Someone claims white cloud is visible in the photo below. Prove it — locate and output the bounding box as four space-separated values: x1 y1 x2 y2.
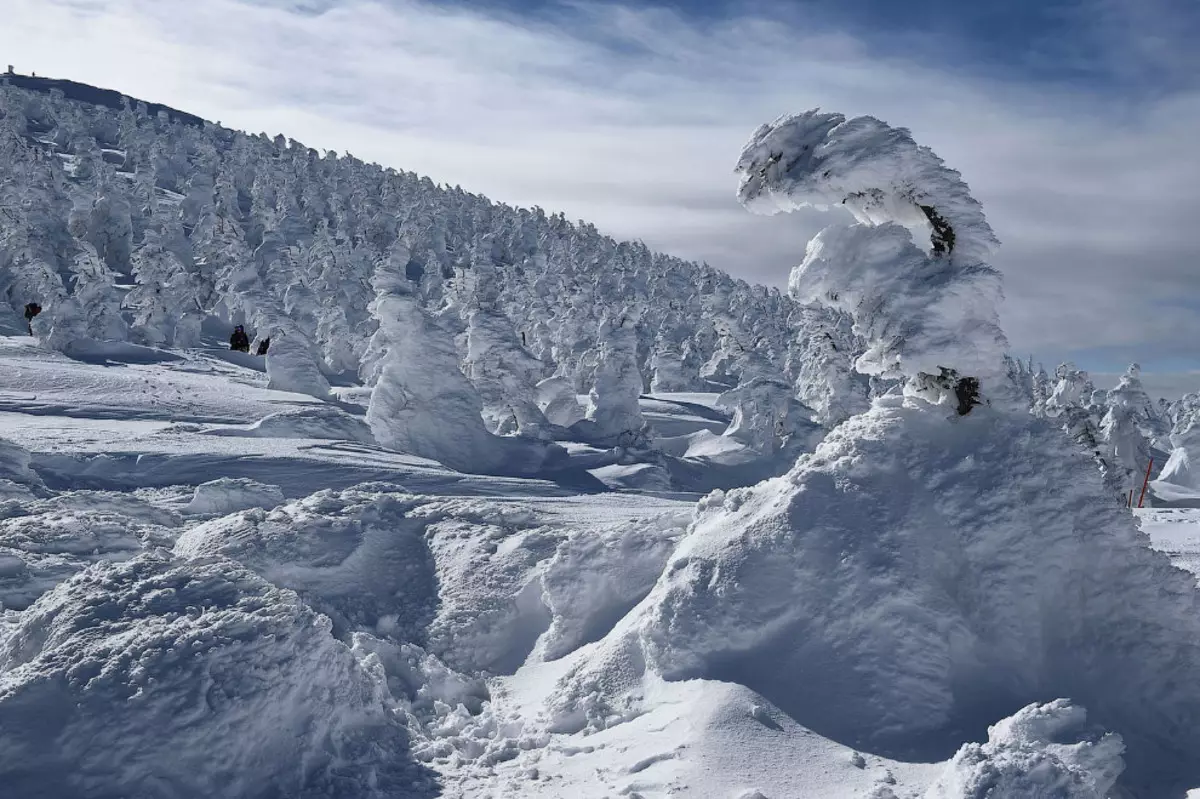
1 0 1198 373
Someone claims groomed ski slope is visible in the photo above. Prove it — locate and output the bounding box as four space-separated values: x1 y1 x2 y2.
1 332 1198 798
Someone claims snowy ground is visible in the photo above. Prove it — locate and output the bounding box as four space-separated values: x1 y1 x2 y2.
0 334 1196 797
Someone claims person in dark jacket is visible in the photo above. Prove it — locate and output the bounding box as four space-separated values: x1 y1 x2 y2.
23 302 41 334
230 325 250 352
255 337 271 356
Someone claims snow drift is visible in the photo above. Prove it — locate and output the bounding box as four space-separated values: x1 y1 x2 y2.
185 477 285 516
0 552 432 797
203 405 376 445
176 486 438 644
926 700 1124 799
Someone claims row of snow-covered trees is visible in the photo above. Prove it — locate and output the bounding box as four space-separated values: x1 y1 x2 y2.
3 77 1195 495
0 80 869 426
1005 358 1189 499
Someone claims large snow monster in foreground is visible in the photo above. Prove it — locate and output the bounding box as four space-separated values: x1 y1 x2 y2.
550 111 1200 797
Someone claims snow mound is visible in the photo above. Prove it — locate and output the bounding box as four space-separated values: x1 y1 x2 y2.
204 405 376 445
551 397 1200 794
425 499 689 675
175 486 437 643
926 701 1124 798
0 493 176 610
0 437 43 491
1158 447 1198 490
536 376 585 429
0 552 431 797
185 477 285 515
539 514 686 661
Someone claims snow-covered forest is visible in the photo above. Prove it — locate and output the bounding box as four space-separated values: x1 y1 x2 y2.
0 78 859 409
4 73 1200 798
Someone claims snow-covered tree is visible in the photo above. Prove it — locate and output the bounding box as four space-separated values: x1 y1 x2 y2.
0 79 871 408
462 241 550 437
125 229 202 346
364 256 564 476
582 309 649 448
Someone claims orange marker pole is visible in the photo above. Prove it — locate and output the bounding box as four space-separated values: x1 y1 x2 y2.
1137 458 1154 509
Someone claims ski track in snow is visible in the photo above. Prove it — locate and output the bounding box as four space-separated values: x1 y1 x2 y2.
1 332 1197 798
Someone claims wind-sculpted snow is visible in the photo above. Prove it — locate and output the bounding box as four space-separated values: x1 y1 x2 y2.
735 111 1006 387
0 552 433 797
735 110 998 263
0 491 176 609
203 404 376 445
176 486 439 644
926 701 1124 798
0 436 44 498
184 477 285 516
540 109 1200 797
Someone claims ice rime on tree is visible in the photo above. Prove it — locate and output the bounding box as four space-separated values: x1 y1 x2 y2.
546 110 1200 795
736 109 1006 407
364 250 566 477
0 81 866 429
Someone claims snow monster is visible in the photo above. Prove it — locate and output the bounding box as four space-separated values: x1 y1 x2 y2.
550 111 1200 797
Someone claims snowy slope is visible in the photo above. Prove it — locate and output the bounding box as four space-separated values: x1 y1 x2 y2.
3 81 1200 799
0 329 1148 798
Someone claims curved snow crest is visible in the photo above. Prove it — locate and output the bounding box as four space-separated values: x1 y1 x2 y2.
926 701 1124 799
0 551 433 797
203 405 376 445
735 110 998 263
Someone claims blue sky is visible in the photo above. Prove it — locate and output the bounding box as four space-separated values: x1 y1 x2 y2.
2 0 1199 396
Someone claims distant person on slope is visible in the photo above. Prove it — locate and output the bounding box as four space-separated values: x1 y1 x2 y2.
255 337 271 356
23 302 41 335
229 325 250 352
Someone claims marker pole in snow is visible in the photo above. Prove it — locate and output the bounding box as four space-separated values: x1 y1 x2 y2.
1128 489 1134 508
1138 457 1154 509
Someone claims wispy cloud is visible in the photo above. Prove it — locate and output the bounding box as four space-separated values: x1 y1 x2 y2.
1 0 1198 383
